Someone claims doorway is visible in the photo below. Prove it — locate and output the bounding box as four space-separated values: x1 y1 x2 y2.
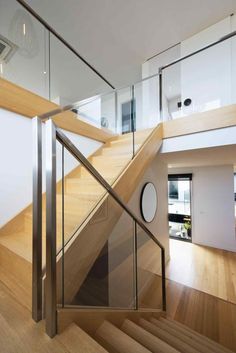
121 99 136 134
168 174 192 242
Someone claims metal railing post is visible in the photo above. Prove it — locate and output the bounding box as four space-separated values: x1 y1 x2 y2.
32 117 43 322
161 248 166 311
159 68 163 121
114 90 118 133
131 84 135 157
45 119 57 337
133 221 138 310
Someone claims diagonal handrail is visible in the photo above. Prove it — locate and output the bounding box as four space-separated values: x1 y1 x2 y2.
56 126 166 311
44 120 166 337
56 127 165 251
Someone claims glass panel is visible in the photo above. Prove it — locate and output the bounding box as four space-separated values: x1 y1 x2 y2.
231 35 236 105
0 0 49 98
162 62 181 120
116 86 132 135
68 92 134 186
137 224 162 310
162 39 233 120
133 75 160 155
76 92 116 132
57 149 135 308
49 32 111 105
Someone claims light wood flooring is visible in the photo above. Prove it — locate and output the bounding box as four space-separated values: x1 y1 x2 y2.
166 239 236 304
0 270 235 353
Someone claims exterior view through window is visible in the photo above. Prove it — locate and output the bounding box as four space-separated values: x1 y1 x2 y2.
168 174 192 242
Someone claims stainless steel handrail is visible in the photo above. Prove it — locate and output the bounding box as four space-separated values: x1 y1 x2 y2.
160 29 236 71
36 27 236 122
56 127 164 251
56 127 166 310
16 0 115 89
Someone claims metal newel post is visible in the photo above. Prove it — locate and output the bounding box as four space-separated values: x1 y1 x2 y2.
161 247 166 311
32 117 43 322
45 119 57 337
133 221 138 310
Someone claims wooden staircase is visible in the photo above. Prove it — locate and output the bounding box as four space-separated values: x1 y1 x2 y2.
56 313 235 353
0 125 162 309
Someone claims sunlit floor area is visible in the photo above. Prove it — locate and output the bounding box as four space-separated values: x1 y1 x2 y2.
166 238 236 304
166 280 236 352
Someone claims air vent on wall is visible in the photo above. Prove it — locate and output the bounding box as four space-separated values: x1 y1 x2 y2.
0 35 17 63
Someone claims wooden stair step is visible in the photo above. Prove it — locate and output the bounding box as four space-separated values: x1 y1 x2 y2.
108 139 134 148
139 318 199 353
108 128 152 143
108 132 134 142
78 173 114 183
80 163 123 177
160 318 234 353
65 178 107 193
57 322 108 352
95 320 151 353
108 133 149 146
91 158 130 168
24 201 94 221
91 154 131 164
121 319 180 353
101 147 138 156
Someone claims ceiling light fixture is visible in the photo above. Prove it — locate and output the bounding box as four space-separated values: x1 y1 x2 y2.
9 9 39 59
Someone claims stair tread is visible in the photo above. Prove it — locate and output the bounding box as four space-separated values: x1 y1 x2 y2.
160 318 235 353
121 319 180 353
95 320 151 353
139 318 199 353
57 323 108 352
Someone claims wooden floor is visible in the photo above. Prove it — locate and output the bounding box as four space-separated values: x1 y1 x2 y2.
166 279 236 352
0 270 235 353
166 239 236 304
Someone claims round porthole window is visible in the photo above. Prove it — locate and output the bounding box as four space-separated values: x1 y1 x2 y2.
140 182 157 223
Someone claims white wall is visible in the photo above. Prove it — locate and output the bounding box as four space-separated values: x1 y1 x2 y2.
169 165 236 252
0 108 102 227
142 45 181 120
142 15 236 120
180 17 232 116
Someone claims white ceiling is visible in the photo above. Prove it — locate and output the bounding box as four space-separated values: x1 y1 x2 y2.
26 0 236 88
